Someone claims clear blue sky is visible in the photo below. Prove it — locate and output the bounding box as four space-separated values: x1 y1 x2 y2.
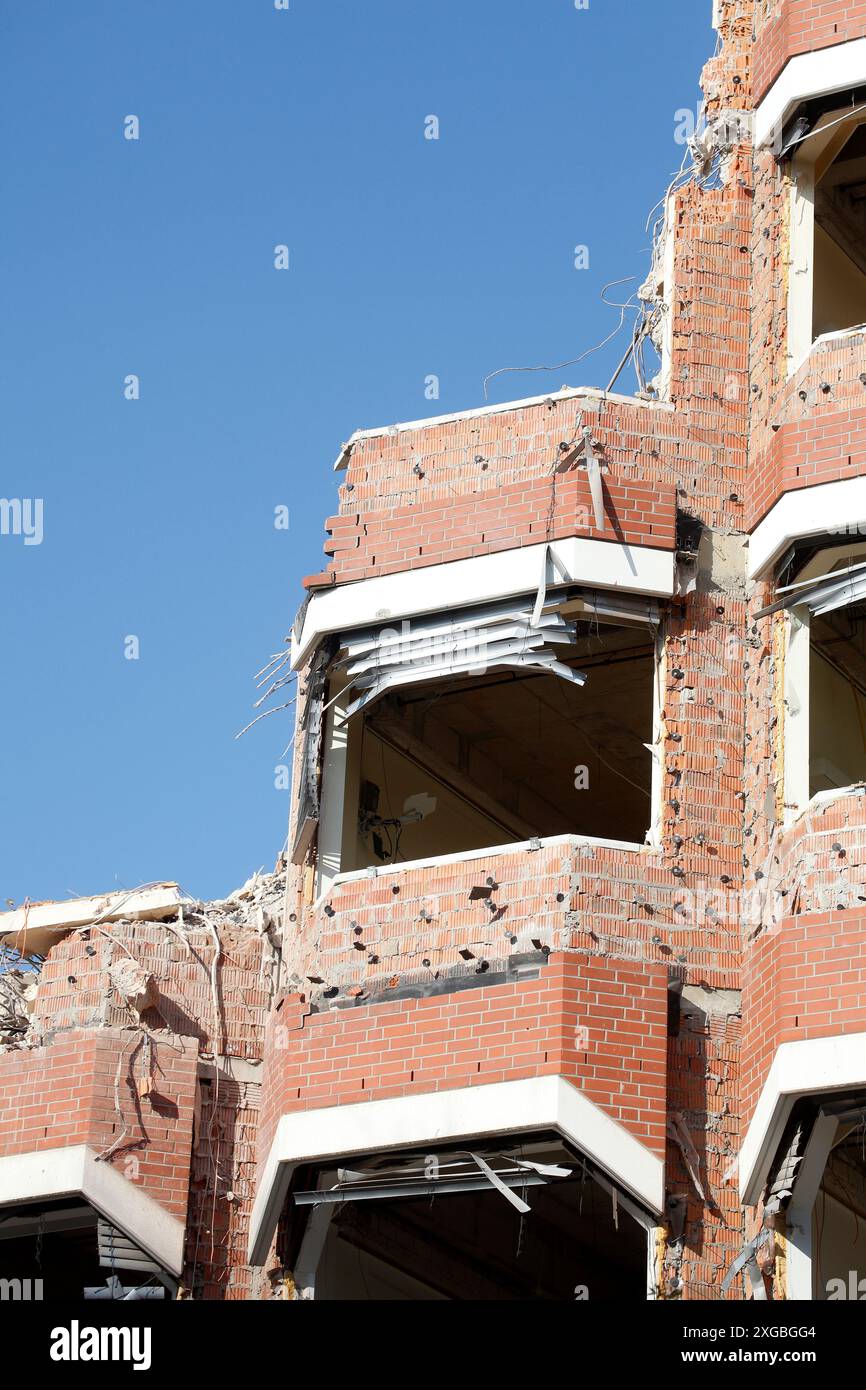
0 0 711 907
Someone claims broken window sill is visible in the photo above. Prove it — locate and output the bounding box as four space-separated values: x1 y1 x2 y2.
315 831 661 912
788 322 866 379
785 781 866 830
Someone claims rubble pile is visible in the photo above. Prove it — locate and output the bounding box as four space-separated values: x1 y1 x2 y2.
0 864 289 1052
0 955 38 1039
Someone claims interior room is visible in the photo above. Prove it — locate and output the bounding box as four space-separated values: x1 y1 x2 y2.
810 599 866 796
285 1138 652 1301
812 119 866 341
336 615 657 869
0 1198 171 1300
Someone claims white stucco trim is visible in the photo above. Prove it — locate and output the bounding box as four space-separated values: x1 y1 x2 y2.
294 538 675 669
748 476 866 579
754 37 866 149
315 678 352 898
787 151 816 374
739 1033 866 1205
248 1074 664 1265
0 1144 186 1276
783 606 810 821
785 1112 838 1300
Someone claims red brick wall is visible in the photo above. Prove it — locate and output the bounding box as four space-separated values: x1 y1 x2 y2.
280 19 757 1310
32 923 270 1060
21 921 272 1295
7 0 821 1304
745 62 866 1113
770 790 866 913
187 1075 262 1300
306 390 733 593
0 1027 198 1220
284 831 743 1023
668 1007 743 1299
748 16 866 531
753 1 866 104
742 909 866 1128
257 954 669 1177
323 470 676 585
307 162 755 596
289 164 755 1000
702 2 756 114
741 928 782 1135
749 404 866 526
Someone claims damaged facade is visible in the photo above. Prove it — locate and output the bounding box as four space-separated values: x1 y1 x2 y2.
4 0 866 1301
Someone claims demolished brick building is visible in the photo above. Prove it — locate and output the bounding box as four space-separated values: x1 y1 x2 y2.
3 0 866 1301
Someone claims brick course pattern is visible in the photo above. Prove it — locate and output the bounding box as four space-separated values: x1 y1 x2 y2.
668 1006 743 1300
322 467 676 584
753 0 866 103
31 923 270 1060
8 920 272 1297
257 954 669 1173
284 835 743 1012
750 382 866 527
742 909 866 1129
274 0 757 1299
0 1027 198 1220
14 0 866 1303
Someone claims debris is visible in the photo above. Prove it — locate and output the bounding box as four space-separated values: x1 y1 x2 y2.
0 956 39 1040
469 1152 531 1215
721 1230 771 1300
667 1111 707 1203
0 883 190 958
108 960 157 1018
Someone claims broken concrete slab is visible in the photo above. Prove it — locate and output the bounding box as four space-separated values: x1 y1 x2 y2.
0 883 191 958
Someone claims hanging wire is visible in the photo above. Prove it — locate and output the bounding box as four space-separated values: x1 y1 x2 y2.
481 69 754 409
482 276 643 402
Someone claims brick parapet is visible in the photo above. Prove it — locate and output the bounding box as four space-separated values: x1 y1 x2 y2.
0 1027 198 1221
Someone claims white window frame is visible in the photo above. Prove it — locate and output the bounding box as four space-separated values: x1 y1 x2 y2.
787 102 866 376
782 542 866 823
783 604 812 821
785 1111 840 1301
742 1063 866 1301
313 602 665 899
783 601 866 824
